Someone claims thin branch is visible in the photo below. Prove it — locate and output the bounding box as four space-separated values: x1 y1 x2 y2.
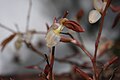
44 54 50 66
0 23 15 33
24 40 45 58
48 47 55 80
93 0 113 79
55 58 91 69
60 32 74 39
104 56 118 70
14 23 20 32
71 39 93 60
74 66 93 80
62 11 69 18
26 0 32 32
77 33 84 45
46 23 50 31
60 36 93 60
94 0 112 60
109 66 119 80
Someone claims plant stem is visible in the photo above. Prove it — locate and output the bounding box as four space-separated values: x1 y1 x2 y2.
93 0 113 80
49 47 55 80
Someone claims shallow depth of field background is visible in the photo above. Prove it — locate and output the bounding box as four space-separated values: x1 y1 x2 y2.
0 0 120 77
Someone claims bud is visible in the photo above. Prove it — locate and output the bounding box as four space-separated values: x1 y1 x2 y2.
88 10 101 24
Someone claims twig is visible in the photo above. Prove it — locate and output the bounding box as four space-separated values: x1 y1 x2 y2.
0 23 15 33
60 32 74 39
60 36 93 60
108 65 119 80
62 11 69 18
24 40 45 58
55 58 91 69
74 66 92 80
26 0 32 32
71 39 93 60
93 0 113 79
46 23 50 31
14 23 20 32
104 56 118 70
48 47 55 80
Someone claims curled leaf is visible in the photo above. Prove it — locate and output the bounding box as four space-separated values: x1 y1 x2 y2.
63 20 85 32
1 33 16 51
112 13 120 28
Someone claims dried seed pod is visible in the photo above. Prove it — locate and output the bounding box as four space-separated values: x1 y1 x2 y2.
45 30 61 48
101 2 107 12
94 0 103 12
15 34 23 50
89 10 101 24
93 0 107 12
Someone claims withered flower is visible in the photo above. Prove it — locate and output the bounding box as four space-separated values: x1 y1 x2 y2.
45 15 85 48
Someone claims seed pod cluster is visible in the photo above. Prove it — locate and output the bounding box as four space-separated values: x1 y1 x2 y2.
89 0 107 24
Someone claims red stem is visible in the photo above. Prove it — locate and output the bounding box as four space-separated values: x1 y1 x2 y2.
48 47 55 80
93 0 113 79
74 66 93 80
104 56 118 70
71 39 93 61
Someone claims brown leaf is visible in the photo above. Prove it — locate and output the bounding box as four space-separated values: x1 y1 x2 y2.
63 20 85 32
1 33 16 51
112 13 120 28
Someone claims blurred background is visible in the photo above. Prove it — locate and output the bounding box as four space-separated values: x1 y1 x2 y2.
0 0 120 79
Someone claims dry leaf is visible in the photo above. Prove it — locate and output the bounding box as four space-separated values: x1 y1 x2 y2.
1 33 16 51
63 20 85 32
